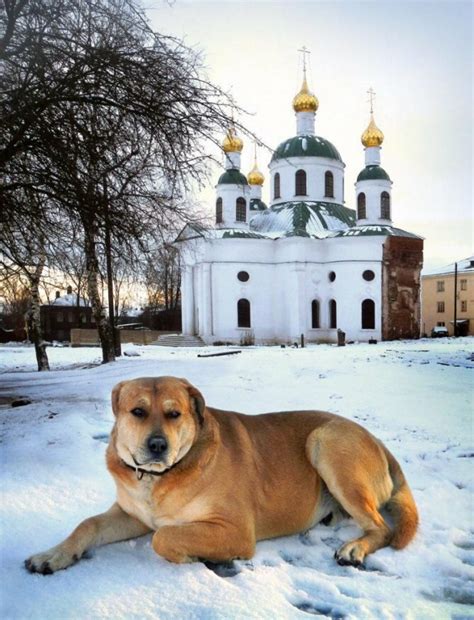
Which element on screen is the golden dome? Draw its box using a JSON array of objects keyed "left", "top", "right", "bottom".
[
  {"left": 222, "top": 127, "right": 243, "bottom": 153},
  {"left": 247, "top": 161, "right": 264, "bottom": 186},
  {"left": 292, "top": 77, "right": 319, "bottom": 113},
  {"left": 361, "top": 114, "right": 384, "bottom": 147}
]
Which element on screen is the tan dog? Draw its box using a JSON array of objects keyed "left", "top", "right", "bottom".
[{"left": 25, "top": 376, "right": 418, "bottom": 574}]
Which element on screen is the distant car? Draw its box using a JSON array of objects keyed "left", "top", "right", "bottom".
[{"left": 431, "top": 326, "right": 449, "bottom": 338}]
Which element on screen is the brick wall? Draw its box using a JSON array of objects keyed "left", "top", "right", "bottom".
[
  {"left": 382, "top": 237, "right": 424, "bottom": 340},
  {"left": 70, "top": 328, "right": 169, "bottom": 346}
]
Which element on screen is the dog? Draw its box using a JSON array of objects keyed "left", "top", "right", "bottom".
[{"left": 25, "top": 376, "right": 418, "bottom": 574}]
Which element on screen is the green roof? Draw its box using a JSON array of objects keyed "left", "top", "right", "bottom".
[
  {"left": 250, "top": 200, "right": 356, "bottom": 236},
  {"left": 271, "top": 135, "right": 343, "bottom": 163},
  {"left": 331, "top": 225, "right": 421, "bottom": 239},
  {"left": 357, "top": 166, "right": 391, "bottom": 182},
  {"left": 250, "top": 198, "right": 267, "bottom": 211},
  {"left": 217, "top": 169, "right": 248, "bottom": 185}
]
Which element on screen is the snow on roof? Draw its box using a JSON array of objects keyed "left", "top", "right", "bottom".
[
  {"left": 250, "top": 201, "right": 355, "bottom": 236},
  {"left": 422, "top": 256, "right": 474, "bottom": 277},
  {"left": 50, "top": 293, "right": 88, "bottom": 307}
]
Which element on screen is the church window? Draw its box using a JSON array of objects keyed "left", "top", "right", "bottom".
[
  {"left": 216, "top": 198, "right": 223, "bottom": 224},
  {"left": 237, "top": 298, "right": 251, "bottom": 328},
  {"left": 237, "top": 271, "right": 249, "bottom": 282},
  {"left": 325, "top": 171, "right": 334, "bottom": 198},
  {"left": 236, "top": 197, "right": 246, "bottom": 222},
  {"left": 329, "top": 299, "right": 337, "bottom": 328},
  {"left": 357, "top": 193, "right": 366, "bottom": 219},
  {"left": 274, "top": 173, "right": 281, "bottom": 199},
  {"left": 295, "top": 169, "right": 307, "bottom": 196},
  {"left": 437, "top": 301, "right": 445, "bottom": 313},
  {"left": 460, "top": 279, "right": 467, "bottom": 291},
  {"left": 363, "top": 270, "right": 375, "bottom": 281},
  {"left": 437, "top": 281, "right": 445, "bottom": 292},
  {"left": 380, "top": 192, "right": 390, "bottom": 219},
  {"left": 311, "top": 300, "right": 320, "bottom": 328},
  {"left": 361, "top": 299, "right": 375, "bottom": 329},
  {"left": 461, "top": 300, "right": 467, "bottom": 312},
  {"left": 328, "top": 271, "right": 336, "bottom": 282}
]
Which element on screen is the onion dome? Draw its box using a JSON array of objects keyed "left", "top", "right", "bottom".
[
  {"left": 247, "top": 161, "right": 264, "bottom": 186},
  {"left": 292, "top": 77, "right": 319, "bottom": 113},
  {"left": 361, "top": 114, "right": 384, "bottom": 147},
  {"left": 222, "top": 127, "right": 243, "bottom": 153}
]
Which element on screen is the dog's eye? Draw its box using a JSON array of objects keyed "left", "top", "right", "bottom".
[
  {"left": 165, "top": 410, "right": 181, "bottom": 420},
  {"left": 131, "top": 408, "right": 147, "bottom": 418}
]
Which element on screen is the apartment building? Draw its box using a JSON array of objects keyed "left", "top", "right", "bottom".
[{"left": 421, "top": 256, "right": 474, "bottom": 336}]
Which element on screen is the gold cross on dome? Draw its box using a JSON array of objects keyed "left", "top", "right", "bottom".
[
  {"left": 298, "top": 46, "right": 311, "bottom": 76},
  {"left": 367, "top": 87, "right": 376, "bottom": 114}
]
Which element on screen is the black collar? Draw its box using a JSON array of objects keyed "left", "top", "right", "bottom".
[{"left": 121, "top": 458, "right": 180, "bottom": 481}]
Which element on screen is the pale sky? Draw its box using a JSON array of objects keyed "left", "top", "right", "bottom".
[{"left": 146, "top": 0, "right": 473, "bottom": 270}]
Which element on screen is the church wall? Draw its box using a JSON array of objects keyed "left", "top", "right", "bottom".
[
  {"left": 183, "top": 236, "right": 387, "bottom": 345},
  {"left": 269, "top": 156, "right": 344, "bottom": 205},
  {"left": 381, "top": 237, "right": 424, "bottom": 340}
]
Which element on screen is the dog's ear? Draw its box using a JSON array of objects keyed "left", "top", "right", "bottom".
[
  {"left": 181, "top": 379, "right": 206, "bottom": 426},
  {"left": 111, "top": 381, "right": 126, "bottom": 417}
]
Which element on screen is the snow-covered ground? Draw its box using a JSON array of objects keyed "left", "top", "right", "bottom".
[{"left": 0, "top": 339, "right": 473, "bottom": 620}]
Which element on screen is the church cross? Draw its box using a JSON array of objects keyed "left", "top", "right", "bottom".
[
  {"left": 298, "top": 46, "right": 311, "bottom": 77},
  {"left": 367, "top": 87, "right": 376, "bottom": 114}
]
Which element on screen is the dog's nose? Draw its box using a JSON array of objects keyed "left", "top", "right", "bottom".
[{"left": 147, "top": 434, "right": 168, "bottom": 456}]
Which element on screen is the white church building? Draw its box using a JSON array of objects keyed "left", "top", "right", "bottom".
[{"left": 177, "top": 73, "right": 423, "bottom": 345}]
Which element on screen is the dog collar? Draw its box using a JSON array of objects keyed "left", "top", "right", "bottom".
[{"left": 121, "top": 458, "right": 180, "bottom": 481}]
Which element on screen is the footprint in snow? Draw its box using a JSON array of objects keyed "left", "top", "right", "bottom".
[{"left": 92, "top": 433, "right": 109, "bottom": 444}]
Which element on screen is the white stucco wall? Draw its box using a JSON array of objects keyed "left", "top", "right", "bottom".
[
  {"left": 268, "top": 156, "right": 345, "bottom": 206},
  {"left": 355, "top": 179, "right": 393, "bottom": 225},
  {"left": 215, "top": 183, "right": 251, "bottom": 229},
  {"left": 180, "top": 235, "right": 384, "bottom": 345}
]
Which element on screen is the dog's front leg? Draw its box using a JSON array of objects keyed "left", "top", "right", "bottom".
[
  {"left": 25, "top": 502, "right": 151, "bottom": 574},
  {"left": 152, "top": 521, "right": 255, "bottom": 564}
]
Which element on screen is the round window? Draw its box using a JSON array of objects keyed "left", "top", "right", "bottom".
[
  {"left": 328, "top": 271, "right": 336, "bottom": 282},
  {"left": 363, "top": 270, "right": 375, "bottom": 281},
  {"left": 237, "top": 271, "right": 250, "bottom": 282}
]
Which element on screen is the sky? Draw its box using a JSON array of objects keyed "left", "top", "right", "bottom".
[{"left": 145, "top": 0, "right": 473, "bottom": 271}]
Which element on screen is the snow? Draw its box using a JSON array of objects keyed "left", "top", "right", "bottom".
[
  {"left": 50, "top": 293, "right": 88, "bottom": 307},
  {"left": 422, "top": 255, "right": 474, "bottom": 277},
  {"left": 1, "top": 338, "right": 473, "bottom": 619}
]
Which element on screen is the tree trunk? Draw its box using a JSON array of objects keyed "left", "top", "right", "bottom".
[
  {"left": 27, "top": 258, "right": 50, "bottom": 371},
  {"left": 83, "top": 225, "right": 115, "bottom": 363}
]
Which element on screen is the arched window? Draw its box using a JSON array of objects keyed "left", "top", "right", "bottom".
[
  {"left": 295, "top": 169, "right": 307, "bottom": 196},
  {"left": 236, "top": 197, "right": 246, "bottom": 222},
  {"left": 380, "top": 192, "right": 390, "bottom": 219},
  {"left": 361, "top": 299, "right": 375, "bottom": 329},
  {"left": 357, "top": 193, "right": 366, "bottom": 219},
  {"left": 274, "top": 173, "right": 281, "bottom": 199},
  {"left": 329, "top": 299, "right": 337, "bottom": 329},
  {"left": 237, "top": 298, "right": 251, "bottom": 328},
  {"left": 325, "top": 171, "right": 334, "bottom": 198},
  {"left": 311, "top": 300, "right": 320, "bottom": 328},
  {"left": 216, "top": 197, "right": 223, "bottom": 224}
]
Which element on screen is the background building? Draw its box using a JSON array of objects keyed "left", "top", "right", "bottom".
[
  {"left": 40, "top": 287, "right": 94, "bottom": 342},
  {"left": 421, "top": 257, "right": 474, "bottom": 336}
]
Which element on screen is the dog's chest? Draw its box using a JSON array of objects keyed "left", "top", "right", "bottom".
[{"left": 116, "top": 478, "right": 207, "bottom": 530}]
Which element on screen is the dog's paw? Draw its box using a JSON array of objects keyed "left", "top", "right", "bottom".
[
  {"left": 25, "top": 546, "right": 80, "bottom": 575},
  {"left": 334, "top": 541, "right": 366, "bottom": 568}
]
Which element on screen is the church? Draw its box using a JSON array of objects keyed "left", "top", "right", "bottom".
[{"left": 176, "top": 69, "right": 423, "bottom": 345}]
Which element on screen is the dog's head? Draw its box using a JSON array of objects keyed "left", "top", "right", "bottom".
[{"left": 110, "top": 376, "right": 205, "bottom": 474}]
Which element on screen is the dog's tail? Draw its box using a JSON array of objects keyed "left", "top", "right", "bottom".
[{"left": 384, "top": 448, "right": 419, "bottom": 550}]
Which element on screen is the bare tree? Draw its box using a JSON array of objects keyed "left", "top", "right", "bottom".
[{"left": 1, "top": 0, "right": 254, "bottom": 364}]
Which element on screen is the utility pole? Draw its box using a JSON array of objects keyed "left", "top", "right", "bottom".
[{"left": 453, "top": 262, "right": 458, "bottom": 337}]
